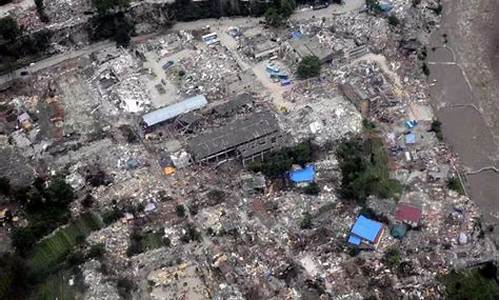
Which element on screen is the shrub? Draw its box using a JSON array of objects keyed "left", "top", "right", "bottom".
[
  {"left": 87, "top": 243, "right": 105, "bottom": 259},
  {"left": 430, "top": 119, "right": 443, "bottom": 140},
  {"left": 0, "top": 176, "right": 10, "bottom": 195},
  {"left": 116, "top": 277, "right": 136, "bottom": 300},
  {"left": 422, "top": 62, "right": 430, "bottom": 76},
  {"left": 66, "top": 250, "right": 85, "bottom": 267},
  {"left": 296, "top": 55, "right": 321, "bottom": 79},
  {"left": 0, "top": 17, "right": 21, "bottom": 41},
  {"left": 175, "top": 205, "right": 186, "bottom": 218},
  {"left": 92, "top": 0, "right": 130, "bottom": 15},
  {"left": 384, "top": 247, "right": 401, "bottom": 269},
  {"left": 362, "top": 119, "right": 376, "bottom": 130},
  {"left": 302, "top": 182, "right": 320, "bottom": 195},
  {"left": 447, "top": 177, "right": 465, "bottom": 195},
  {"left": 388, "top": 15, "right": 400, "bottom": 26},
  {"left": 102, "top": 207, "right": 123, "bottom": 225},
  {"left": 180, "top": 224, "right": 201, "bottom": 243},
  {"left": 299, "top": 211, "right": 313, "bottom": 229},
  {"left": 441, "top": 267, "right": 498, "bottom": 300},
  {"left": 81, "top": 194, "right": 94, "bottom": 208}
]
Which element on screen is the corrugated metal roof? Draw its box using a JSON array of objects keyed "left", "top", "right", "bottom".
[
  {"left": 142, "top": 95, "right": 208, "bottom": 127},
  {"left": 394, "top": 202, "right": 422, "bottom": 224},
  {"left": 288, "top": 164, "right": 315, "bottom": 183},
  {"left": 351, "top": 215, "right": 383, "bottom": 243},
  {"left": 188, "top": 111, "right": 279, "bottom": 161}
]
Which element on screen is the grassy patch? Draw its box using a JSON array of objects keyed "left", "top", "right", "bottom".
[
  {"left": 28, "top": 213, "right": 103, "bottom": 277},
  {"left": 31, "top": 270, "right": 76, "bottom": 300}
]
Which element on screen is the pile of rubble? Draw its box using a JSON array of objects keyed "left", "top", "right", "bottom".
[
  {"left": 171, "top": 45, "right": 243, "bottom": 101},
  {"left": 283, "top": 93, "right": 362, "bottom": 146}
]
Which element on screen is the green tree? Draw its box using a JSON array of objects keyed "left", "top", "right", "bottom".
[
  {"left": 87, "top": 243, "right": 106, "bottom": 259},
  {"left": 34, "top": 0, "right": 49, "bottom": 23},
  {"left": 0, "top": 17, "right": 21, "bottom": 41},
  {"left": 296, "top": 55, "right": 321, "bottom": 79},
  {"left": 388, "top": 14, "right": 400, "bottom": 26},
  {"left": 264, "top": 7, "right": 283, "bottom": 27},
  {"left": 114, "top": 26, "right": 131, "bottom": 47},
  {"left": 280, "top": 0, "right": 296, "bottom": 19},
  {"left": 175, "top": 204, "right": 186, "bottom": 218},
  {"left": 336, "top": 137, "right": 402, "bottom": 205},
  {"left": 46, "top": 177, "right": 74, "bottom": 206},
  {"left": 11, "top": 226, "right": 37, "bottom": 256},
  {"left": 447, "top": 177, "right": 465, "bottom": 195},
  {"left": 430, "top": 119, "right": 443, "bottom": 140},
  {"left": 422, "top": 62, "right": 430, "bottom": 76},
  {"left": 366, "top": 0, "right": 381, "bottom": 12},
  {"left": 442, "top": 268, "right": 498, "bottom": 300},
  {"left": 92, "top": 0, "right": 130, "bottom": 14}
]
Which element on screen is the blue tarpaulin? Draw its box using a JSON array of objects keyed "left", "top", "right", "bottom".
[
  {"left": 288, "top": 164, "right": 315, "bottom": 183},
  {"left": 405, "top": 133, "right": 416, "bottom": 144},
  {"left": 291, "top": 31, "right": 302, "bottom": 40},
  {"left": 350, "top": 215, "right": 383, "bottom": 243}
]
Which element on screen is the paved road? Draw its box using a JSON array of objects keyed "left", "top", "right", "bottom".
[
  {"left": 0, "top": 0, "right": 364, "bottom": 87},
  {"left": 0, "top": 40, "right": 114, "bottom": 86}
]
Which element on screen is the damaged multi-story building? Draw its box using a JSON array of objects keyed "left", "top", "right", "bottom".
[{"left": 188, "top": 110, "right": 287, "bottom": 165}]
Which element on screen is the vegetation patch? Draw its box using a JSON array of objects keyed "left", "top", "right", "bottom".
[
  {"left": 296, "top": 55, "right": 321, "bottom": 79},
  {"left": 447, "top": 176, "right": 465, "bottom": 195},
  {"left": 248, "top": 142, "right": 312, "bottom": 177},
  {"left": 127, "top": 228, "right": 169, "bottom": 257},
  {"left": 28, "top": 213, "right": 103, "bottom": 277},
  {"left": 441, "top": 265, "right": 498, "bottom": 300},
  {"left": 336, "top": 137, "right": 402, "bottom": 205},
  {"left": 430, "top": 119, "right": 443, "bottom": 140}
]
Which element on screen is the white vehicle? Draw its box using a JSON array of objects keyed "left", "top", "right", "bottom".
[{"left": 202, "top": 32, "right": 220, "bottom": 46}]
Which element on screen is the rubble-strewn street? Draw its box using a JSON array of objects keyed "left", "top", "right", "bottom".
[{"left": 0, "top": 0, "right": 497, "bottom": 299}]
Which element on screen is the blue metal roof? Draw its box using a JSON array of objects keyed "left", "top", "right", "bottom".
[
  {"left": 288, "top": 164, "right": 315, "bottom": 183},
  {"left": 350, "top": 215, "right": 383, "bottom": 243},
  {"left": 348, "top": 234, "right": 361, "bottom": 246},
  {"left": 142, "top": 95, "right": 208, "bottom": 127},
  {"left": 405, "top": 133, "right": 416, "bottom": 144}
]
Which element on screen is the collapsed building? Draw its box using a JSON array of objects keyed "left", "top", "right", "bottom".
[
  {"left": 284, "top": 35, "right": 334, "bottom": 64},
  {"left": 188, "top": 111, "right": 287, "bottom": 165},
  {"left": 141, "top": 95, "right": 208, "bottom": 130}
]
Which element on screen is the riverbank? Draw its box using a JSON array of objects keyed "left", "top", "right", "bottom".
[{"left": 426, "top": 0, "right": 498, "bottom": 242}]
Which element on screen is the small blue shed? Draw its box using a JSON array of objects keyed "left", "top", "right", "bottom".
[{"left": 288, "top": 164, "right": 315, "bottom": 184}]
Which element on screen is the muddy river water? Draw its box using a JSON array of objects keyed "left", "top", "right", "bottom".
[{"left": 426, "top": 0, "right": 498, "bottom": 242}]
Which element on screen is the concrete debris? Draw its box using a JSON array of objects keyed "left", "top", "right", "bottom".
[{"left": 0, "top": 1, "right": 496, "bottom": 299}]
